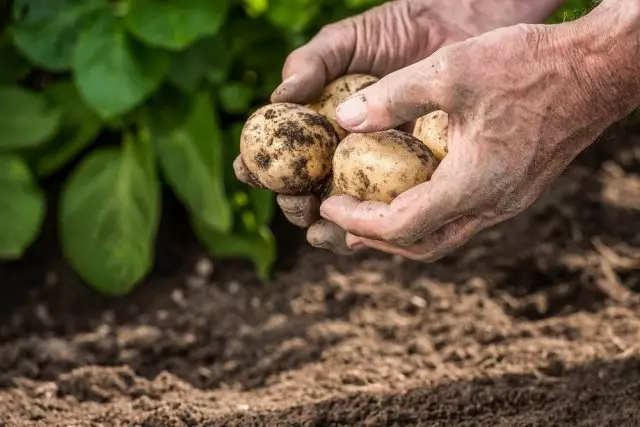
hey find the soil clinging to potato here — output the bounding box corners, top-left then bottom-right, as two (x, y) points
(240, 103), (339, 194)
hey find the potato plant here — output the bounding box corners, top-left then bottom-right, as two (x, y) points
(0, 0), (387, 296)
(0, 0), (599, 296)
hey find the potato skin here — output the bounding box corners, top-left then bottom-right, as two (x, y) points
(307, 74), (379, 140)
(412, 110), (449, 161)
(240, 103), (339, 195)
(332, 129), (439, 204)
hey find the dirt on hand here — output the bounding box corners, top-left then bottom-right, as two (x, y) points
(1, 125), (640, 426)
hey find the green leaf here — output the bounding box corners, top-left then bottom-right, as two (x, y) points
(266, 0), (320, 33)
(194, 220), (276, 281)
(10, 0), (106, 71)
(344, 0), (386, 8)
(167, 35), (231, 93)
(249, 188), (274, 225)
(220, 122), (244, 194)
(547, 0), (595, 23)
(219, 82), (254, 114)
(0, 34), (31, 83)
(0, 85), (62, 150)
(72, 12), (171, 119)
(60, 134), (160, 296)
(31, 81), (102, 176)
(0, 155), (46, 259)
(153, 91), (232, 233)
(125, 0), (230, 50)
(242, 0), (269, 17)
(144, 83), (192, 131)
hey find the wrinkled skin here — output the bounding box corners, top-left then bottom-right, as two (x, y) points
(234, 0), (562, 253)
(235, 0), (640, 259)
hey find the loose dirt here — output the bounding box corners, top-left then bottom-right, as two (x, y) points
(2, 125), (640, 426)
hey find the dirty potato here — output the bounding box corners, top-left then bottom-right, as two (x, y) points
(412, 110), (449, 161)
(332, 129), (440, 204)
(307, 74), (379, 140)
(240, 103), (340, 195)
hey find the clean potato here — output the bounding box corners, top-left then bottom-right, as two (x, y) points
(307, 73), (379, 140)
(412, 110), (449, 160)
(240, 102), (339, 195)
(332, 129), (439, 204)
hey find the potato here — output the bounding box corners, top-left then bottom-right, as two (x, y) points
(332, 129), (439, 204)
(240, 102), (340, 195)
(412, 110), (449, 161)
(307, 74), (379, 140)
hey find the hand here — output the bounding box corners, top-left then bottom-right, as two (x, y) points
(234, 0), (561, 253)
(319, 1), (640, 261)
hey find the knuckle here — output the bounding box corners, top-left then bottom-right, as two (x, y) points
(317, 21), (348, 39)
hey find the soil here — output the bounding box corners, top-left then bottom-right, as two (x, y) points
(2, 124), (640, 426)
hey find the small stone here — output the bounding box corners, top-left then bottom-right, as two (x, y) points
(410, 295), (427, 309)
(197, 367), (213, 379)
(186, 276), (206, 289)
(171, 289), (187, 308)
(195, 258), (214, 278)
(227, 281), (241, 295)
(236, 404), (250, 411)
(117, 325), (162, 348)
(467, 277), (487, 290)
(34, 382), (58, 399)
(96, 324), (110, 336)
(34, 304), (53, 327)
(102, 311), (115, 324)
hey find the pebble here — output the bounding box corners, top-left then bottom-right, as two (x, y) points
(410, 295), (427, 309)
(227, 281), (241, 295)
(195, 257), (214, 278)
(171, 289), (187, 308)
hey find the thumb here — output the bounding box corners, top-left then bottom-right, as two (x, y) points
(334, 53), (457, 132)
(270, 23), (357, 105)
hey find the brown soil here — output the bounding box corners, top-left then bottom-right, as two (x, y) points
(2, 125), (640, 426)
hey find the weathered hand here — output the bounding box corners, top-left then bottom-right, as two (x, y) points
(234, 0), (562, 253)
(320, 0), (640, 261)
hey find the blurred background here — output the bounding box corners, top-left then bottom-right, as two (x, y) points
(0, 0), (594, 297)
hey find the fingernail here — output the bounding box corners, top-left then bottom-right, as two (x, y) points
(336, 95), (367, 127)
(319, 205), (333, 222)
(274, 74), (298, 93)
(348, 241), (365, 250)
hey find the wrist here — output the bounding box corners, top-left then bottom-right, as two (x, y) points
(556, 0), (640, 125)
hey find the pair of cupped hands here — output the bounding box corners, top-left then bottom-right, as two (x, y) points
(234, 0), (639, 261)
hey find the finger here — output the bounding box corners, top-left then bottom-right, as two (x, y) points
(334, 51), (458, 132)
(270, 22), (357, 105)
(350, 215), (482, 262)
(345, 233), (366, 250)
(277, 194), (321, 228)
(306, 219), (355, 255)
(320, 153), (471, 247)
(233, 155), (262, 188)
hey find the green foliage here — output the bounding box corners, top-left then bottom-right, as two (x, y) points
(0, 155), (45, 258)
(60, 133), (160, 296)
(0, 0), (385, 295)
(0, 0), (602, 295)
(547, 0), (599, 23)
